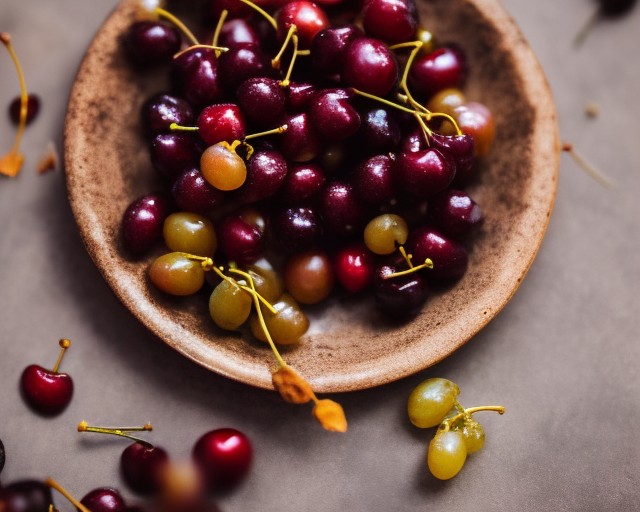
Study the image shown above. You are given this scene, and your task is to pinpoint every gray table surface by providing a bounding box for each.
[1,0,639,510]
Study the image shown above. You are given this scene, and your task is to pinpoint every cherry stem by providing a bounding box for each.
[238,0,278,30]
[169,123,199,132]
[1,32,27,177]
[173,44,228,60]
[244,125,288,141]
[562,141,616,188]
[414,111,433,142]
[398,245,414,269]
[51,338,71,374]
[154,7,199,46]
[228,268,286,368]
[573,9,599,48]
[352,88,419,116]
[212,9,228,56]
[77,420,154,447]
[175,252,215,271]
[272,25,296,71]
[390,40,428,114]
[442,405,506,431]
[383,258,433,279]
[211,265,277,314]
[45,478,90,512]
[280,33,301,87]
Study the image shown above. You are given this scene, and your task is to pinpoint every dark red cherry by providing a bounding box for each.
[219,19,260,47]
[356,107,401,153]
[361,0,417,44]
[172,48,224,107]
[20,339,73,416]
[428,133,475,186]
[395,148,455,199]
[310,25,363,76]
[400,126,425,153]
[172,168,225,214]
[80,487,127,512]
[308,88,360,142]
[279,112,321,162]
[209,0,254,20]
[320,181,367,237]
[192,428,253,492]
[121,443,169,495]
[407,226,468,280]
[334,243,375,293]
[286,82,318,110]
[141,94,194,135]
[237,150,288,203]
[352,154,396,206]
[374,258,428,320]
[276,1,330,49]
[0,480,53,512]
[342,38,397,96]
[274,207,323,252]
[197,104,246,146]
[218,215,265,266]
[121,194,169,255]
[8,94,40,125]
[429,189,483,238]
[236,78,286,128]
[150,133,200,181]
[218,43,270,91]
[123,21,181,66]
[408,46,466,100]
[598,0,637,15]
[281,164,326,203]
[0,438,4,475]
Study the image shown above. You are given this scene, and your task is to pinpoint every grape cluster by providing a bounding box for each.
[407,378,505,480]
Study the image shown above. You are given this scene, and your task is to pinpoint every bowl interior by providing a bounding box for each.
[64,0,558,392]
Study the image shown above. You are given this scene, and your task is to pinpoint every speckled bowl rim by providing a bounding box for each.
[64,0,559,392]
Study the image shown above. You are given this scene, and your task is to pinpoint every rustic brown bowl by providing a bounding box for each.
[64,0,559,392]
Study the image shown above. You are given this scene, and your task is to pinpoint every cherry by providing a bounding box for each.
[0,480,53,512]
[409,46,466,100]
[286,82,318,110]
[320,181,367,237]
[274,206,323,252]
[121,194,169,255]
[279,112,321,162]
[429,189,483,238]
[80,487,127,512]
[352,154,396,206]
[598,0,637,14]
[123,21,181,66]
[192,428,253,492]
[121,442,169,495]
[334,243,375,293]
[395,148,455,199]
[309,88,361,142]
[150,133,200,181]
[237,149,288,203]
[218,43,270,91]
[310,25,363,76]
[342,38,398,96]
[374,257,428,320]
[8,94,39,126]
[280,164,326,203]
[407,226,468,280]
[361,0,417,44]
[450,102,495,157]
[209,0,254,20]
[276,1,330,49]
[236,78,286,128]
[218,214,265,266]
[20,339,73,416]
[197,104,246,146]
[141,94,194,135]
[0,438,4,475]
[356,107,401,154]
[429,133,475,186]
[172,48,224,107]
[284,250,335,304]
[218,19,260,47]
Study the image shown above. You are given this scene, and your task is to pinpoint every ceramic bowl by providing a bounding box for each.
[64,0,559,392]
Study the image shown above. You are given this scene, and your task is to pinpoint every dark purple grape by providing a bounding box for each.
[123,21,181,66]
[342,38,397,96]
[172,168,224,213]
[281,164,326,203]
[80,487,127,512]
[218,43,270,91]
[352,154,396,206]
[361,0,417,44]
[0,480,53,512]
[8,94,40,125]
[407,226,468,280]
[274,207,323,251]
[429,189,483,238]
[356,107,402,153]
[429,133,475,186]
[121,194,169,255]
[309,88,361,142]
[237,150,288,203]
[150,133,199,180]
[320,181,367,237]
[141,93,194,135]
[374,258,428,320]
[310,25,363,76]
[395,148,455,199]
[236,78,286,128]
[172,48,225,107]
[121,443,169,495]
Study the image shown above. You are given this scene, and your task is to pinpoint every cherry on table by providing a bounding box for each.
[80,487,127,512]
[8,94,40,126]
[0,480,53,512]
[192,428,253,492]
[121,442,169,495]
[0,438,4,475]
[20,339,74,416]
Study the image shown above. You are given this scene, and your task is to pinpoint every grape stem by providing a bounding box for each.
[442,405,506,431]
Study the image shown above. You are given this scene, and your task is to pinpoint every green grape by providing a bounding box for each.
[461,419,485,454]
[250,294,309,345]
[407,378,460,428]
[149,252,205,296]
[209,279,252,330]
[363,214,409,255]
[427,430,467,480]
[248,259,284,303]
[163,212,217,256]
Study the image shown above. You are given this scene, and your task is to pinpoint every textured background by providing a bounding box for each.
[1,0,639,510]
